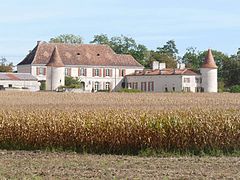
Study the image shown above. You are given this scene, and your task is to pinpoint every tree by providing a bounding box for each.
[50,34,83,44]
[65,76,81,88]
[0,57,13,72]
[90,34,148,65]
[146,40,179,68]
[157,40,179,59]
[222,52,240,87]
[90,34,110,45]
[182,47,201,70]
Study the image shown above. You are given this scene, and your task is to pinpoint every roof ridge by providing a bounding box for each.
[31,42,42,65]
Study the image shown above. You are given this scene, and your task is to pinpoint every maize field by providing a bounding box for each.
[0,91,239,155]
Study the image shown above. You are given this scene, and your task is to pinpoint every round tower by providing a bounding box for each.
[200,49,218,92]
[46,46,65,91]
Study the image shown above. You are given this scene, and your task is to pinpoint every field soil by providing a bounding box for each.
[0,150,239,179]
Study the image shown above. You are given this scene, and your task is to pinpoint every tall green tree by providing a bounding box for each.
[147,40,179,68]
[90,34,148,65]
[222,49,240,87]
[157,40,179,59]
[50,34,83,44]
[182,47,201,70]
[90,34,110,45]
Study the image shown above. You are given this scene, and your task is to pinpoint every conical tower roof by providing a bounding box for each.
[201,49,217,69]
[46,46,64,67]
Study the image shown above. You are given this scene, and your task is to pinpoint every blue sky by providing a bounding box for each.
[0,0,240,65]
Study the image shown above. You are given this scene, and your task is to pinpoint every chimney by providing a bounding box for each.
[152,61,159,70]
[177,63,185,69]
[159,63,166,70]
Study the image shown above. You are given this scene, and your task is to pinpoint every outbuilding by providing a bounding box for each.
[0,73,40,91]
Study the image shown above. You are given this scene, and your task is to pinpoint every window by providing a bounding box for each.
[195,87,201,92]
[119,69,126,77]
[94,82,99,91]
[39,68,46,75]
[173,87,175,92]
[195,77,199,83]
[184,78,190,83]
[133,82,138,89]
[183,87,191,92]
[37,67,46,75]
[106,82,110,91]
[106,69,110,76]
[96,69,100,76]
[148,82,154,92]
[65,68,71,76]
[195,77,202,84]
[93,69,101,77]
[8,84,12,88]
[141,82,147,91]
[127,83,132,89]
[79,68,86,76]
[165,87,168,92]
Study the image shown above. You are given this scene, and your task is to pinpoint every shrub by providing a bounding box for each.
[229,85,240,93]
[40,81,46,90]
[118,88,142,93]
[65,76,81,88]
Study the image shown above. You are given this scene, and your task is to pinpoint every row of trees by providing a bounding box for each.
[50,34,240,89]
[1,34,239,90]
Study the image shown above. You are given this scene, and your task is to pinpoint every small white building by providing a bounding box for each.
[0,73,40,91]
[17,41,144,92]
[125,49,218,93]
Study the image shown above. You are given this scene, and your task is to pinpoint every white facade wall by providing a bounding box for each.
[126,75,201,92]
[31,65,47,81]
[67,66,142,92]
[46,67,65,91]
[182,75,201,92]
[200,68,218,92]
[24,64,142,92]
[0,80,40,91]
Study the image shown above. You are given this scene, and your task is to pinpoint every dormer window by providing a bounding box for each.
[77,53,80,55]
[97,53,100,56]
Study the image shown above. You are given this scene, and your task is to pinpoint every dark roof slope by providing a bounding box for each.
[17,45,39,65]
[18,42,143,67]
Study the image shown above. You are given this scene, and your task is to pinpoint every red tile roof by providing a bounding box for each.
[18,42,143,67]
[46,46,64,67]
[0,73,38,81]
[126,68,199,76]
[201,49,217,69]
